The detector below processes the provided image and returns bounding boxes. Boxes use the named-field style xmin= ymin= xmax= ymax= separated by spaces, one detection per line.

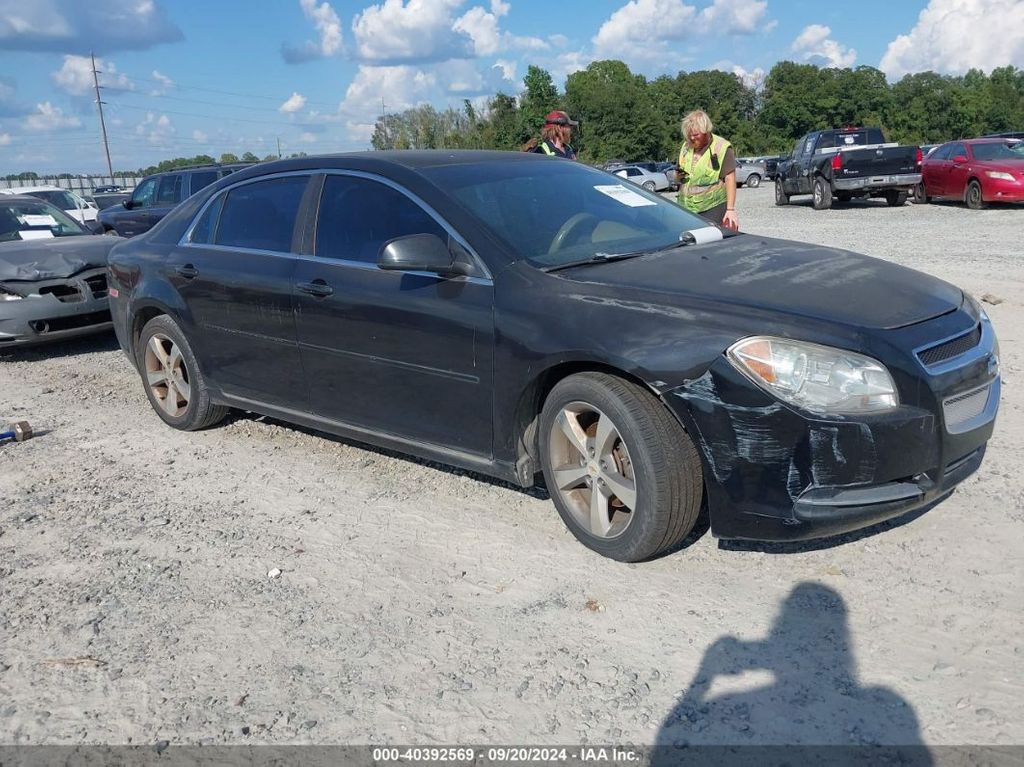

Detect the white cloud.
xmin=880 ymin=0 xmax=1024 ymax=79
xmin=698 ymin=0 xmax=768 ymax=35
xmin=729 ymin=63 xmax=765 ymax=89
xmin=299 ymin=132 xmax=317 ymax=143
xmin=453 ymin=0 xmax=546 ymax=56
xmin=283 ymin=0 xmax=344 ymax=62
xmin=192 ymin=129 xmax=207 ymax=142
xmin=52 ymin=55 xmax=134 ymax=96
xmin=150 ymin=70 xmax=174 ymax=95
xmin=25 ymin=102 xmax=81 ymax=131
xmin=0 ymin=133 xmax=10 ymax=146
xmin=352 ymin=0 xmax=470 ymax=63
xmin=791 ymin=24 xmax=856 ymax=68
xmin=280 ymin=92 xmax=308 ymax=113
xmin=135 ymin=111 xmax=174 ymax=145
xmin=594 ymin=0 xmax=697 ymax=53
xmin=0 ymin=0 xmax=183 ymax=53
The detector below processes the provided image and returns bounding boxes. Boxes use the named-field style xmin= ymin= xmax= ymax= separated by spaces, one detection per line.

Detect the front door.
xmin=169 ymin=174 xmax=311 ymax=408
xmin=292 ymin=173 xmax=494 ymax=457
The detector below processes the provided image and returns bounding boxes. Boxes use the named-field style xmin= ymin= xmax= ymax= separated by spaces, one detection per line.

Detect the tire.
xmin=745 ymin=173 xmax=761 ymax=188
xmin=136 ymin=315 xmax=228 ymax=431
xmin=812 ymin=176 xmax=833 ymax=210
xmin=912 ymin=182 xmax=929 ymax=204
xmin=538 ymin=372 xmax=703 ymax=562
xmin=966 ymin=180 xmax=985 ymax=210
xmin=642 ymin=181 xmax=656 ymax=191
xmin=885 ymin=190 xmax=908 ymax=207
xmin=774 ymin=178 xmax=789 ymax=206
xmin=104 ymin=227 xmax=121 ymax=237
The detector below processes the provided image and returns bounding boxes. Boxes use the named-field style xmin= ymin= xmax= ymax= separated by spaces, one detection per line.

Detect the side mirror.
xmin=378 ymin=233 xmax=471 ymax=277
xmin=953 ymin=155 xmax=968 ymax=164
xmin=122 ymin=199 xmax=134 ymax=209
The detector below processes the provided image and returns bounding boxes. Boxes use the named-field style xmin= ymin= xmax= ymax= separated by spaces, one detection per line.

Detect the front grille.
xmin=917 ymin=325 xmax=982 ymax=366
xmin=30 ymin=310 xmax=111 ymax=334
xmin=38 ymin=284 xmax=83 ymax=303
xmin=943 ymin=383 xmax=991 ymax=432
xmin=84 ymin=273 xmax=108 ymax=299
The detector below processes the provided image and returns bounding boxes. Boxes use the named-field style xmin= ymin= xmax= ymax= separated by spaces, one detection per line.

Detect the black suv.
xmin=97 ymin=164 xmax=250 ymax=238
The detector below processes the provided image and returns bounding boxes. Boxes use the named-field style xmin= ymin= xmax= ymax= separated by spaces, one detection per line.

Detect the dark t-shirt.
xmin=533 ymin=140 xmax=576 ymax=160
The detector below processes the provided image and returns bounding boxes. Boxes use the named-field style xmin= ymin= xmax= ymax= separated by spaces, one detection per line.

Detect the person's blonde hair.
xmin=681 ymin=109 xmax=713 ymax=148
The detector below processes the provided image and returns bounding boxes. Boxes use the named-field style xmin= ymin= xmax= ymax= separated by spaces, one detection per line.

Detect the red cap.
xmin=544 ymin=110 xmax=578 ymax=127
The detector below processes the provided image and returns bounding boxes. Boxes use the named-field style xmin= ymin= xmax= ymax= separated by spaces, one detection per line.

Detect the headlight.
xmin=727 ymin=336 xmax=899 ymax=414
xmin=985 ymin=171 xmax=1014 ymax=181
xmin=0 ymin=285 xmax=24 ymax=301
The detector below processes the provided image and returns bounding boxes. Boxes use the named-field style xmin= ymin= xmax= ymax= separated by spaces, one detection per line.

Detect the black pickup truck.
xmin=775 ymin=127 xmax=922 ymax=210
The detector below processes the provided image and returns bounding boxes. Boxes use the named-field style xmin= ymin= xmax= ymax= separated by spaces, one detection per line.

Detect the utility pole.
xmin=91 ymin=52 xmax=114 ymax=179
xmin=277 ymin=137 xmax=282 ymax=159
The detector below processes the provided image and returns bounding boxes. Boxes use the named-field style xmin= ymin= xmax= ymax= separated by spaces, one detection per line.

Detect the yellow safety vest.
xmin=677 ymin=134 xmax=731 ymax=213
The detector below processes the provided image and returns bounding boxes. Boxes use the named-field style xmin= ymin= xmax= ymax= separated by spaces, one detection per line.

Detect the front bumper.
xmin=982 ymin=176 xmax=1024 ymax=202
xmin=0 ymin=268 xmax=112 ymax=346
xmin=834 ymin=173 xmax=921 ymax=192
xmin=666 ymin=312 xmax=999 ymax=541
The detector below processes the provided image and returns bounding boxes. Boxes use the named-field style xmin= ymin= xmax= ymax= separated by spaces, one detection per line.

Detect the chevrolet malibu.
xmin=106 ymin=152 xmax=1000 ymax=561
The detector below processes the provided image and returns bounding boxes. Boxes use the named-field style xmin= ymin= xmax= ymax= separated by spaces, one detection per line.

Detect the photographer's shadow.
xmin=653 ymin=582 xmax=930 ymax=763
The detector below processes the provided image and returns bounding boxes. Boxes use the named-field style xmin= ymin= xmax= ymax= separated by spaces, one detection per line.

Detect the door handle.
xmin=175 ymin=264 xmax=199 ymax=279
xmin=297 ymin=279 xmax=334 ymax=297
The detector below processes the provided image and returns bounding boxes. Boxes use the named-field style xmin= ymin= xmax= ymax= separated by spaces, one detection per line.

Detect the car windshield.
xmin=422 ymin=160 xmax=710 ymax=268
xmin=1011 ymin=142 xmax=1024 ymax=156
xmin=29 ymin=190 xmax=84 ymax=210
xmin=0 ymin=199 xmax=89 ymax=242
xmin=972 ymin=143 xmax=1022 ymax=161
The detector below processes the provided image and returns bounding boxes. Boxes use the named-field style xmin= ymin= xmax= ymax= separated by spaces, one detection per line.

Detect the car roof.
xmin=0 ymin=194 xmax=61 ymax=205
xmin=0 ymin=184 xmax=64 ymax=194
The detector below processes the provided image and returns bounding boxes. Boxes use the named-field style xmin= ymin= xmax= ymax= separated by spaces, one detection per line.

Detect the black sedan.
xmin=106 ymin=152 xmax=1000 ymax=561
xmin=1 ymin=195 xmax=119 ymax=346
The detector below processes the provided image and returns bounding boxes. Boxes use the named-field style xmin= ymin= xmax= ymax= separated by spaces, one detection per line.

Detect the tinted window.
xmin=189 ymin=193 xmax=225 ymax=244
xmin=215 ymin=176 xmax=307 ymax=252
xmin=950 ymin=143 xmax=968 ymax=159
xmin=928 ymin=144 xmax=953 ymax=161
xmin=971 ymin=143 xmax=1018 ymax=161
xmin=133 ymin=177 xmax=158 ymax=208
xmin=315 ymin=175 xmax=448 ymax=264
xmin=0 ymin=199 xmax=87 ymax=241
xmin=30 ymin=190 xmax=80 ymax=210
xmin=189 ymin=171 xmax=218 ymax=194
xmin=156 ymin=174 xmax=183 ymax=205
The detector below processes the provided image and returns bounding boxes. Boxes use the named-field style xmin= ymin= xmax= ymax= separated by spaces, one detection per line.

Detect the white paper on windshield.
xmin=18 ymin=230 xmax=54 ymax=240
xmin=20 ymin=214 xmax=57 ymax=227
xmin=595 ymin=184 xmax=657 ymax=207
xmin=684 ymin=226 xmax=724 ymax=244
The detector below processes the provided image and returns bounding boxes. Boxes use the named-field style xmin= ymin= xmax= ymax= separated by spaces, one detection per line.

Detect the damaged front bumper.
xmin=665 ymin=318 xmax=1000 ymax=541
xmin=0 ymin=267 xmax=112 ymax=346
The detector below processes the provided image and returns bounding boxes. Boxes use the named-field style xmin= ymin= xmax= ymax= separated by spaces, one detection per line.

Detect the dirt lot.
xmin=1 ymin=189 xmax=1021 ymax=748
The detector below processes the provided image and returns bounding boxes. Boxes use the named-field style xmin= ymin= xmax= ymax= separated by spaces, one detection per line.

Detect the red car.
xmin=919 ymin=138 xmax=1024 ymax=209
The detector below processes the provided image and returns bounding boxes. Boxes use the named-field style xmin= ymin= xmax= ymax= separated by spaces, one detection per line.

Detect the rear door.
xmin=171 ymin=173 xmax=312 ymax=408
xmin=923 ymin=144 xmax=952 ymax=196
xmin=292 ymin=172 xmax=495 ymax=455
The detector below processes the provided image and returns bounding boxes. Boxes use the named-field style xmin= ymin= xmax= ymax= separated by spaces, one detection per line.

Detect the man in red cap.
xmin=532 ymin=110 xmax=578 ymax=159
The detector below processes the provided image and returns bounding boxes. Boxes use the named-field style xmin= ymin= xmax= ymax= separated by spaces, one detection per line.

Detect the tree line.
xmin=372 ymin=60 xmax=1024 ymax=163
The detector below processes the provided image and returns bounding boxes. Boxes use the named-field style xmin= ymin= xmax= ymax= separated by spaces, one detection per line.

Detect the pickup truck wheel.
xmin=774 ymin=178 xmax=789 ymax=206
xmin=966 ymin=180 xmax=985 ymax=210
xmin=812 ymin=177 xmax=833 ymax=210
xmin=885 ymin=190 xmax=908 ymax=207
xmin=745 ymin=173 xmax=761 ymax=188
xmin=539 ymin=372 xmax=703 ymax=562
xmin=137 ymin=315 xmax=229 ymax=431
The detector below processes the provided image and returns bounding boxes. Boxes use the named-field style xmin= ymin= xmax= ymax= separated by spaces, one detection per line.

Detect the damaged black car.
xmin=106 ymin=152 xmax=1000 ymax=561
xmin=0 ymin=195 xmax=120 ymax=346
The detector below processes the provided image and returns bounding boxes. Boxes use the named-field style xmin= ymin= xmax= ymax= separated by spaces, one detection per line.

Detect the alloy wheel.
xmin=547 ymin=402 xmax=637 ymax=539
xmin=144 ymin=333 xmax=191 ymax=417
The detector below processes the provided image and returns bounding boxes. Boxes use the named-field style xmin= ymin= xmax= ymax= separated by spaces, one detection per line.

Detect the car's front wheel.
xmin=539 ymin=372 xmax=703 ymax=562
xmin=642 ymin=181 xmax=657 ymax=191
xmin=745 ymin=173 xmax=761 ymax=188
xmin=136 ymin=315 xmax=228 ymax=431
xmin=966 ymin=180 xmax=985 ymax=210
xmin=104 ymin=227 xmax=121 ymax=237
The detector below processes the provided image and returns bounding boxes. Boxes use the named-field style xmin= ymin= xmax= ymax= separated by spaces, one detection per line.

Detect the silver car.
xmin=735 ymin=161 xmax=766 ymax=188
xmin=612 ymin=165 xmax=672 ymax=192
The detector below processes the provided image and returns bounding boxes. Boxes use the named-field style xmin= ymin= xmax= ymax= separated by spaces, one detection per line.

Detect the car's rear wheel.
xmin=642 ymin=181 xmax=657 ymax=191
xmin=539 ymin=372 xmax=703 ymax=562
xmin=812 ymin=177 xmax=832 ymax=210
xmin=774 ymin=178 xmax=789 ymax=206
xmin=104 ymin=227 xmax=121 ymax=237
xmin=136 ymin=315 xmax=228 ymax=431
xmin=966 ymin=180 xmax=985 ymax=210
xmin=745 ymin=173 xmax=761 ymax=188
xmin=885 ymin=190 xmax=908 ymax=207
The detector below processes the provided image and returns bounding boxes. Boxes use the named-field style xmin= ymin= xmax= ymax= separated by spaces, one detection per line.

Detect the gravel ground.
xmin=0 ymin=188 xmax=1021 ymax=748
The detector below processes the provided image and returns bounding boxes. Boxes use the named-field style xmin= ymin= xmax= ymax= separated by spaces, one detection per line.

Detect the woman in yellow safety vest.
xmin=676 ymin=109 xmax=739 ymax=231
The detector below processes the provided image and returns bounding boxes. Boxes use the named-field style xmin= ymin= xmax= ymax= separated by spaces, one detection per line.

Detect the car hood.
xmin=556 ymin=234 xmax=962 ymax=330
xmin=0 ymin=235 xmax=116 ymax=281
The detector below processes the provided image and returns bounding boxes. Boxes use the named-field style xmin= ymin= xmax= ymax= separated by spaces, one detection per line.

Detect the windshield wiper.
xmin=542 ymin=251 xmax=650 ymax=273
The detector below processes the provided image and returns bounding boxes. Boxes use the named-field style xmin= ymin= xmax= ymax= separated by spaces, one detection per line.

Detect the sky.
xmin=1 ymin=0 xmax=1022 ymax=175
